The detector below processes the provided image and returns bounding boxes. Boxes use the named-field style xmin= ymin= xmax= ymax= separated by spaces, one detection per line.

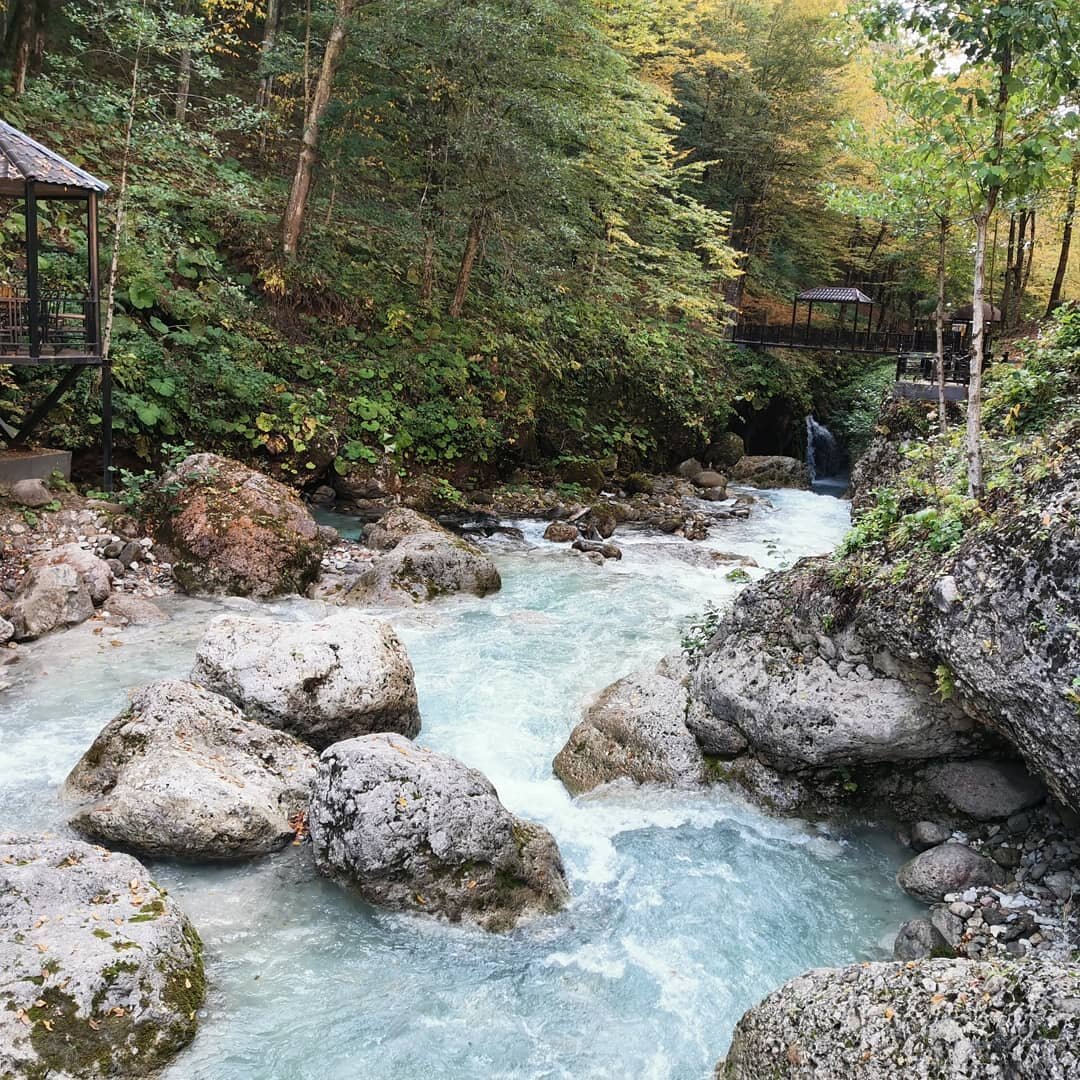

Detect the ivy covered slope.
xmin=0 ymin=2 xmax=819 ymax=489
xmin=695 ymin=309 xmax=1080 ymax=815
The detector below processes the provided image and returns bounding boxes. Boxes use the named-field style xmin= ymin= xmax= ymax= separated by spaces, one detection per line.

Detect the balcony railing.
xmin=0 ymin=293 xmax=101 ymax=361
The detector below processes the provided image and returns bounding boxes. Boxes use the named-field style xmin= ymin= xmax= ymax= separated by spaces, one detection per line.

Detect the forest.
xmin=1 ymin=0 xmax=1078 ymax=491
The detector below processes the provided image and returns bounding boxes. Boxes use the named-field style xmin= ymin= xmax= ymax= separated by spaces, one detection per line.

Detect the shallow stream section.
xmin=0 ymin=488 xmax=920 ymax=1079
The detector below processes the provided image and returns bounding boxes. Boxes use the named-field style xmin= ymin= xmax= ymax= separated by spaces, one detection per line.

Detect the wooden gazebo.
xmin=791 ymin=286 xmax=874 ymax=340
xmin=0 ymin=120 xmax=110 ymax=483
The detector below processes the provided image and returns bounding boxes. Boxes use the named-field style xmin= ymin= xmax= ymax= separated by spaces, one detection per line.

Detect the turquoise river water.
xmin=0 ymin=488 xmax=920 ymax=1079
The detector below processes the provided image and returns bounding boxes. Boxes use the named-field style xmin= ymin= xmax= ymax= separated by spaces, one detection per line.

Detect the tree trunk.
xmin=1047 ymin=158 xmax=1080 ymax=315
xmin=1000 ymin=213 xmax=1016 ymax=327
xmin=420 ymin=227 xmax=436 ymax=307
xmin=1019 ymin=210 xmax=1036 ymax=306
xmin=967 ymin=211 xmax=991 ymax=498
xmin=256 ymin=0 xmax=282 ymax=107
xmin=934 ymin=216 xmax=948 ymax=435
xmin=282 ymin=0 xmax=354 ymax=258
xmin=175 ymin=47 xmax=192 ymax=122
xmin=7 ymin=0 xmax=38 ymax=96
xmin=448 ymin=211 xmax=486 ymax=319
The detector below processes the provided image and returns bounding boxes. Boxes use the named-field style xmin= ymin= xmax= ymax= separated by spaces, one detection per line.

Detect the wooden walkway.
xmin=729 ymin=320 xmax=960 ymax=357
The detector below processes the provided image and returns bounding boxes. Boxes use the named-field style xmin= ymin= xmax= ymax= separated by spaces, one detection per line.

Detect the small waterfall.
xmin=806 ymin=416 xmax=846 ymax=491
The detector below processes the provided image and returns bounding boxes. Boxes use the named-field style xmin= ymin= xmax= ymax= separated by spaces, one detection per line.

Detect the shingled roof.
xmin=0 ymin=119 xmax=108 ymax=196
xmin=796 ymin=286 xmax=874 ymax=304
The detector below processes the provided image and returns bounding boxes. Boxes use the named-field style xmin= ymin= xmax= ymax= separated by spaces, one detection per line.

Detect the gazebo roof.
xmin=797 ymin=286 xmax=874 ymax=304
xmin=0 ymin=119 xmax=108 ymax=198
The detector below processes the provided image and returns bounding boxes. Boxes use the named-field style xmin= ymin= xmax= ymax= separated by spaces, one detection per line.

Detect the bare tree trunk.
xmin=1019 ymin=210 xmax=1036 ymax=308
xmin=175 ymin=48 xmax=191 ymax=122
xmin=282 ymin=0 xmax=353 ymax=258
xmin=1001 ymin=213 xmax=1017 ymax=327
xmin=1047 ymin=158 xmax=1080 ymax=315
xmin=935 ymin=216 xmax=948 ymax=435
xmin=967 ymin=211 xmax=991 ymax=498
xmin=448 ymin=211 xmax=486 ymax=319
xmin=420 ymin=227 xmax=436 ymax=307
xmin=256 ymin=0 xmax=282 ymax=106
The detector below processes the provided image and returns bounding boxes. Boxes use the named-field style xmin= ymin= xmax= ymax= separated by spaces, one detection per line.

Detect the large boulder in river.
xmin=553 ymin=658 xmax=707 ymax=795
xmin=64 ymin=680 xmax=317 ymax=860
xmin=729 ymin=454 xmax=810 ymax=489
xmin=310 ymin=733 xmax=569 ymax=931
xmin=690 ymin=566 xmax=987 ymax=775
xmin=8 ymin=563 xmax=94 ymax=641
xmin=0 ymin=835 xmax=204 ymax=1078
xmin=192 ymin=610 xmax=421 ymax=750
xmin=157 ymin=453 xmax=326 ymax=598
xmin=342 ymin=508 xmax=501 ymax=606
xmin=895 ymin=842 xmax=1006 ymax=903
xmin=718 ymin=957 xmax=1080 ymax=1079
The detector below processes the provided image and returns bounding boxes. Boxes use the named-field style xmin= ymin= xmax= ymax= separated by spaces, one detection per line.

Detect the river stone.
xmin=729 ymin=455 xmax=811 ymax=489
xmin=158 ymin=453 xmax=326 ymax=598
xmin=310 ymin=733 xmax=569 ymax=931
xmin=692 ymin=470 xmax=726 ymax=490
xmin=0 ymin=615 xmax=12 ymax=644
xmin=922 ymin=758 xmax=1047 ymax=821
xmin=344 ymin=508 xmax=501 ymax=605
xmin=9 ymin=563 xmax=94 ymax=641
xmin=896 ymin=842 xmax=1006 ymax=903
xmin=0 ymin=836 xmax=204 ymax=1078
xmin=684 ymin=696 xmax=748 ymax=757
xmin=893 ymin=917 xmax=951 ymax=960
xmin=718 ymin=958 xmax=1080 ymax=1080
xmin=191 ymin=610 xmax=420 ymax=750
xmin=553 ymin=661 xmax=705 ymax=795
xmin=100 ymin=593 xmax=169 ymax=626
xmin=571 ymin=538 xmax=621 ymax=560
xmin=31 ymin=544 xmax=113 ymax=606
xmin=677 ymin=458 xmax=703 ymax=480
xmin=543 ymin=521 xmax=579 ymax=543
xmin=911 ymin=820 xmax=951 ymax=851
xmin=10 ymin=477 xmax=51 ymax=507
xmin=690 ymin=570 xmax=986 ymax=772
xmin=64 ymin=680 xmax=317 ymax=860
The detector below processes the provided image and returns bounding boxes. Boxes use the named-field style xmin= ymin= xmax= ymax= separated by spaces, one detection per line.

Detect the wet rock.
xmin=923 ymin=758 xmax=1046 ymax=821
xmin=310 ymin=733 xmax=568 ymax=931
xmin=0 ymin=835 xmax=204 ymax=1078
xmin=553 ymin=660 xmax=705 ymax=795
xmin=10 ymin=477 xmax=51 ymax=507
xmin=158 ymin=453 xmax=327 ymax=598
xmin=0 ymin=615 xmax=12 ymax=643
xmin=64 ymin=680 xmax=317 ymax=860
xmin=100 ymin=594 xmax=169 ymax=626
xmin=893 ymin=917 xmax=951 ymax=960
xmin=344 ymin=508 xmax=501 ymax=605
xmin=692 ymin=470 xmax=726 ymax=490
xmin=911 ymin=820 xmax=952 ymax=851
xmin=896 ymin=842 xmax=1006 ymax=903
xmin=729 ymin=455 xmax=811 ymax=489
xmin=718 ymin=958 xmax=1080 ymax=1080
xmin=9 ymin=563 xmax=94 ymax=641
xmin=571 ymin=538 xmax=621 ymax=560
xmin=543 ymin=521 xmax=579 ymax=543
xmin=192 ymin=610 xmax=420 ymax=750
xmin=684 ymin=697 xmax=748 ymax=757
xmin=34 ymin=543 xmax=112 ymax=604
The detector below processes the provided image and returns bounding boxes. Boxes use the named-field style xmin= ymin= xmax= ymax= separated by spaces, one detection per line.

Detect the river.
xmin=0 ymin=487 xmax=919 ymax=1079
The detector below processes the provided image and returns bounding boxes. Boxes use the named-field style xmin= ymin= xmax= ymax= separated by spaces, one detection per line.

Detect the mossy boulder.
xmin=157 ymin=453 xmax=327 ymax=598
xmin=0 ymin=836 xmax=205 ymax=1078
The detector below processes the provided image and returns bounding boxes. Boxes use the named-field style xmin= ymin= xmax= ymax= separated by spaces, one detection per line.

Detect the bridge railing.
xmin=729 ymin=319 xmax=962 ymax=356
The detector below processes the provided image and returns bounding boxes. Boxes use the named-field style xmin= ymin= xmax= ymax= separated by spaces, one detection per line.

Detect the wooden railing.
xmin=0 ymin=293 xmax=101 ymax=360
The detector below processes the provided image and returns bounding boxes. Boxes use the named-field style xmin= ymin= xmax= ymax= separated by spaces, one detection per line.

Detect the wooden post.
xmin=805 ymin=300 xmax=813 ymax=342
xmin=87 ymin=192 xmax=101 ymax=351
xmin=789 ymin=297 xmax=797 ymax=345
xmin=25 ymin=179 xmax=39 ymax=359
